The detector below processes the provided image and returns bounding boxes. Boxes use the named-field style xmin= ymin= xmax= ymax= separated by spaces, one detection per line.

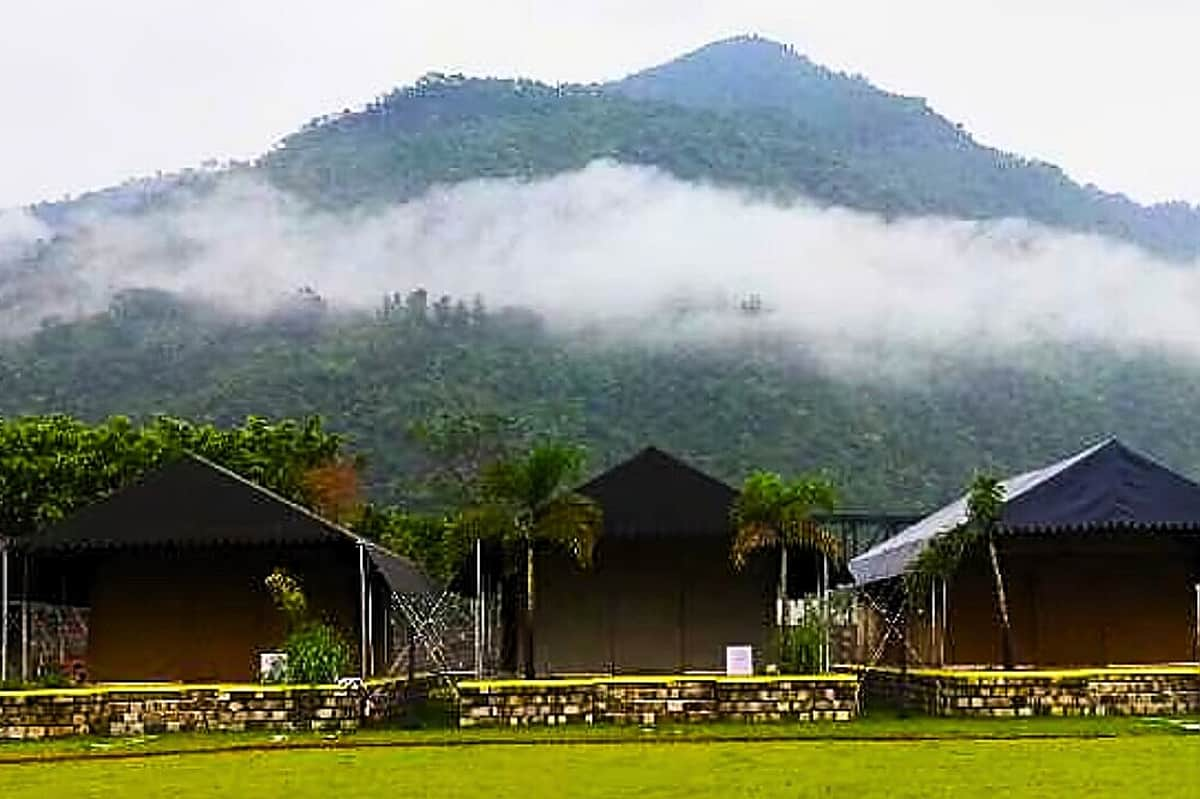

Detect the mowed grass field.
xmin=2 ymin=734 xmax=1198 ymax=798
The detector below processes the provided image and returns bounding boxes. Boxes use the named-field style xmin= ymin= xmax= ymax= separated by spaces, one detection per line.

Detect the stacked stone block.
xmin=862 ymin=667 xmax=1200 ymax=717
xmin=460 ymin=681 xmax=596 ymax=727
xmin=458 ymin=676 xmax=859 ymax=727
xmin=0 ymin=691 xmax=108 ymax=739
xmin=0 ymin=677 xmax=424 ymax=740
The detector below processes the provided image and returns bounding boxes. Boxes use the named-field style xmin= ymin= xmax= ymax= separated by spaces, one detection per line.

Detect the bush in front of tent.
xmin=266 ymin=568 xmax=351 ymax=684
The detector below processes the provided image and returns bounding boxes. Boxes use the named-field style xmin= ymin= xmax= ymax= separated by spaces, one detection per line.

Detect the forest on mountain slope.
xmin=6 ymin=36 xmax=1200 ymax=510
xmin=257 ymin=37 xmax=1200 ymax=259
xmin=3 ymin=289 xmax=1199 ymax=512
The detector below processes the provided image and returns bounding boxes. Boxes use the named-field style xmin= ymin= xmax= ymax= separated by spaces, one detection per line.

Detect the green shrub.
xmin=34 ymin=665 xmax=72 ymax=689
xmin=284 ymin=623 xmax=351 ymax=684
xmin=266 ymin=567 xmax=352 ymax=684
xmin=0 ymin=669 xmax=73 ymax=691
xmin=774 ymin=617 xmax=824 ymax=674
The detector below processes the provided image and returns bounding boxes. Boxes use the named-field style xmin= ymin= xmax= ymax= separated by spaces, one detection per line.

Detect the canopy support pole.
xmin=930 ymin=578 xmax=938 ymax=665
xmin=474 ymin=539 xmax=484 ymax=679
xmin=1 ymin=540 xmax=8 ymax=684
xmin=1194 ymin=583 xmax=1200 ymax=663
xmin=358 ymin=542 xmax=368 ymax=680
xmin=58 ymin=574 xmax=67 ymax=666
xmin=940 ymin=579 xmax=948 ymax=666
xmin=780 ymin=546 xmax=789 ymax=627
xmin=21 ymin=555 xmax=29 ymax=683
xmin=821 ymin=553 xmax=830 ymax=672
xmin=366 ymin=579 xmax=375 ymax=677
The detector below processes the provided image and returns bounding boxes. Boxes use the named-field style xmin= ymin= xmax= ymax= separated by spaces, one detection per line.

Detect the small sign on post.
xmin=260 ymin=652 xmax=288 ymax=683
xmin=725 ymin=645 xmax=753 ymax=676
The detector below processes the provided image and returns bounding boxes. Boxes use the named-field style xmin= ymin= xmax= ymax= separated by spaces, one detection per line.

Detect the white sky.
xmin=1 ymin=0 xmax=1197 ymax=208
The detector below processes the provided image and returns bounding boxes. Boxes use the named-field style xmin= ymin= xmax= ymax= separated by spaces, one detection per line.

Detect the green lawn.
xmin=2 ymin=736 xmax=1198 ymax=798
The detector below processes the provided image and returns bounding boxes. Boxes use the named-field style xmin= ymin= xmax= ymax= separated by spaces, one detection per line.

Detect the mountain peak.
xmin=607 ymin=33 xmax=920 ymax=121
xmin=673 ymin=34 xmax=818 ymax=67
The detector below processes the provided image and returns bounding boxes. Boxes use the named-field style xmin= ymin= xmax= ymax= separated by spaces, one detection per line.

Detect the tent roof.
xmin=21 ymin=453 xmax=433 ymax=594
xmin=849 ymin=439 xmax=1200 ymax=585
xmin=577 ymin=446 xmax=736 ymax=538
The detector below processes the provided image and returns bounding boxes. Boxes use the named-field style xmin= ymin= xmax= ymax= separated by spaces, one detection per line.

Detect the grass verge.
xmin=2 ymin=734 xmax=1199 ymax=798
xmin=0 ymin=709 xmax=1195 ymax=764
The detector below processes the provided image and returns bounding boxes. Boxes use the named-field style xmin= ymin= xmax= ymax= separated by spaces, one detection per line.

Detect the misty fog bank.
xmin=3 ymin=162 xmax=1199 ymax=373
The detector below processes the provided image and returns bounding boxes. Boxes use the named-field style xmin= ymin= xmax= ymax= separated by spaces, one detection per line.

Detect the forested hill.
xmin=254 ymin=35 xmax=1200 ymax=259
xmin=31 ymin=37 xmax=1197 ymax=258
xmin=8 ymin=35 xmax=1200 ymax=511
xmin=4 ymin=293 xmax=1200 ymax=511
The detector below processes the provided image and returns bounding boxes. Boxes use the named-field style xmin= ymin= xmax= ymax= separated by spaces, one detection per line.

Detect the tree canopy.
xmin=731 ymin=470 xmax=840 ymax=568
xmin=456 ymin=442 xmax=603 ymax=568
xmin=0 ymin=414 xmax=345 ymax=538
xmin=5 ymin=290 xmax=1200 ymax=517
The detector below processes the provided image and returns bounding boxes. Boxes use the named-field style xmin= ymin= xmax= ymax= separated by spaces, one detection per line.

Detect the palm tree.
xmin=731 ymin=471 xmax=839 ymax=670
xmin=966 ymin=476 xmax=1014 ymax=669
xmin=458 ymin=442 xmax=603 ymax=678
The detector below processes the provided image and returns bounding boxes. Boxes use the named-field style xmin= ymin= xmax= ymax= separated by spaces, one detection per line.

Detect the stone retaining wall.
xmin=863 ymin=667 xmax=1200 ymax=716
xmin=0 ymin=677 xmax=426 ymax=740
xmin=459 ymin=676 xmax=859 ymax=727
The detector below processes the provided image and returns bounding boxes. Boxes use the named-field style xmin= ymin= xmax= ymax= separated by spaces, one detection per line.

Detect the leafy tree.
xmin=0 ymin=414 xmax=346 ymax=538
xmin=353 ymin=505 xmax=472 ymax=586
xmin=351 ymin=409 xmax=531 ymax=587
xmin=301 ymin=460 xmax=364 ymax=524
xmin=404 ymin=410 xmax=528 ymax=510
xmin=455 ymin=442 xmax=603 ymax=678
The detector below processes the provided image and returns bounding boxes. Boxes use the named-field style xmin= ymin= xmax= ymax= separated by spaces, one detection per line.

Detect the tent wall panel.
xmin=86 ymin=546 xmax=358 ymax=682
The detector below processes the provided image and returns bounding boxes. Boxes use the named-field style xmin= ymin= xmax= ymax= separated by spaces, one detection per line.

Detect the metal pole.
xmin=821 ymin=553 xmax=830 ymax=672
xmin=381 ymin=592 xmax=390 ymax=669
xmin=21 ymin=555 xmax=30 ymax=682
xmin=475 ymin=538 xmax=484 ymax=678
xmin=930 ymin=578 xmax=937 ymax=665
xmin=1194 ymin=583 xmax=1199 ymax=663
xmin=1 ymin=540 xmax=7 ymax=683
xmin=778 ymin=545 xmax=788 ymax=627
xmin=366 ymin=579 xmax=374 ymax=678
xmin=358 ymin=542 xmax=367 ymax=680
xmin=58 ymin=575 xmax=67 ymax=667
xmin=940 ymin=579 xmax=948 ymax=666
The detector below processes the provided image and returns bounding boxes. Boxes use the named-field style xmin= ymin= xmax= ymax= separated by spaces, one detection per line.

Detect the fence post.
xmin=821 ymin=554 xmax=830 ymax=672
xmin=475 ymin=538 xmax=484 ymax=678
xmin=21 ymin=554 xmax=30 ymax=682
xmin=1194 ymin=583 xmax=1200 ymax=662
xmin=940 ymin=579 xmax=948 ymax=666
xmin=358 ymin=542 xmax=368 ymax=680
xmin=1 ymin=539 xmax=7 ymax=683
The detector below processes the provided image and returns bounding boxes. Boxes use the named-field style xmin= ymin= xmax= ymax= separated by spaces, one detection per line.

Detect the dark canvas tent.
xmin=7 ymin=454 xmax=432 ymax=682
xmin=528 ymin=447 xmax=778 ymax=674
xmin=851 ymin=439 xmax=1200 ymax=666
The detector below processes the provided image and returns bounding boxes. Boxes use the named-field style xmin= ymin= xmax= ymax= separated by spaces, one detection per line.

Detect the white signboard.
xmin=725 ymin=645 xmax=753 ymax=676
xmin=260 ymin=652 xmax=288 ymax=683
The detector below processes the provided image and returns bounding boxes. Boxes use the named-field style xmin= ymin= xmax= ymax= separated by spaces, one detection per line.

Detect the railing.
xmin=813 ymin=512 xmax=922 ymax=562
xmin=2 ymin=601 xmax=89 ymax=683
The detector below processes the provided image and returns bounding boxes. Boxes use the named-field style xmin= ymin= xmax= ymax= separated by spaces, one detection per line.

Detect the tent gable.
xmin=850 ymin=438 xmax=1200 ymax=585
xmin=24 ymin=454 xmax=348 ymax=551
xmin=1002 ymin=440 xmax=1200 ymax=530
xmin=577 ymin=446 xmax=737 ymax=537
